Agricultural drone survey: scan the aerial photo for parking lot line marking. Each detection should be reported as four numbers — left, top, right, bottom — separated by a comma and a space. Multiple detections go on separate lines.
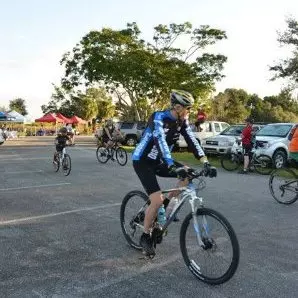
0, 203, 121, 225
3, 170, 44, 174
0, 157, 49, 162
0, 182, 71, 191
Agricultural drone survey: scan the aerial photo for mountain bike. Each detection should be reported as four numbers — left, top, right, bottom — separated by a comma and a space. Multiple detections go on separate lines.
221, 139, 273, 175
96, 140, 127, 166
120, 167, 240, 285
269, 167, 298, 204
53, 145, 71, 176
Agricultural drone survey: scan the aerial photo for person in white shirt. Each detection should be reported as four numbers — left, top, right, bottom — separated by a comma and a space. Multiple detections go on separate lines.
66, 123, 75, 145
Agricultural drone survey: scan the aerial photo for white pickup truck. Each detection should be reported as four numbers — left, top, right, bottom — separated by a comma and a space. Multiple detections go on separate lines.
176, 121, 230, 148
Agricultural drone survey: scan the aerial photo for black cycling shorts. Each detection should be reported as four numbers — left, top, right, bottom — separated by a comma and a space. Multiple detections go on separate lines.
243, 144, 253, 156
133, 160, 183, 196
56, 144, 66, 152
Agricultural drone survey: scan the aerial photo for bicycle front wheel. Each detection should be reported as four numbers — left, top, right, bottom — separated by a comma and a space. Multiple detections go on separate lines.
116, 147, 128, 166
120, 190, 149, 250
180, 208, 239, 285
53, 155, 60, 172
220, 153, 241, 171
62, 154, 71, 176
253, 154, 273, 175
96, 147, 109, 163
269, 168, 298, 204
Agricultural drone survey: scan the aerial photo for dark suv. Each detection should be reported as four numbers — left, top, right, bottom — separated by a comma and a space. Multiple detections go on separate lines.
118, 121, 146, 146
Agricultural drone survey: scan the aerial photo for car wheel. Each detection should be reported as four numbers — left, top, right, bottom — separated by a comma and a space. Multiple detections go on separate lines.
126, 137, 137, 147
272, 150, 287, 168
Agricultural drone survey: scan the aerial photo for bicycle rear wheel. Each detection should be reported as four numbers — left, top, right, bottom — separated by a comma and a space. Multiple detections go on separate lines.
180, 208, 239, 285
96, 147, 109, 163
120, 190, 149, 250
220, 153, 241, 171
62, 154, 71, 176
253, 154, 273, 175
116, 147, 128, 166
269, 168, 298, 204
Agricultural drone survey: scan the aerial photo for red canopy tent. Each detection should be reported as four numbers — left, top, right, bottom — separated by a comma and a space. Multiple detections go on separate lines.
70, 115, 87, 124
35, 113, 64, 135
56, 113, 72, 124
35, 113, 64, 123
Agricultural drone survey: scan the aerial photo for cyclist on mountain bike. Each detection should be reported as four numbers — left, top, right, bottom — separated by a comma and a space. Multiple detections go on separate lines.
132, 90, 212, 256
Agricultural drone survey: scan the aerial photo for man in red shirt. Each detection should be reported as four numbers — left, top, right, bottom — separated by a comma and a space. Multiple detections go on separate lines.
239, 117, 253, 174
195, 105, 207, 132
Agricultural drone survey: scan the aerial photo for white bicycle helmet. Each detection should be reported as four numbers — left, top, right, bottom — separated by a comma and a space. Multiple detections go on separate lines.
170, 90, 194, 107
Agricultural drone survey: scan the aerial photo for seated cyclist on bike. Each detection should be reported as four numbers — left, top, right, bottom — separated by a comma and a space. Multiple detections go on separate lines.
132, 89, 212, 256
239, 117, 254, 174
53, 127, 70, 163
102, 119, 117, 147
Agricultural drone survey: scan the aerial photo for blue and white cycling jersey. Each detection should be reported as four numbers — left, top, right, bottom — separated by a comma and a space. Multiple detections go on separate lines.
132, 110, 205, 166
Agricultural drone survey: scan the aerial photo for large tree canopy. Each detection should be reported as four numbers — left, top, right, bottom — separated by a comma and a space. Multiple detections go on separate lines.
60, 22, 227, 120
270, 18, 298, 87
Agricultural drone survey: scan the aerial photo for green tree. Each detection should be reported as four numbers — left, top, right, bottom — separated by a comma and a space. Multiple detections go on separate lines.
41, 84, 74, 116
84, 87, 115, 121
41, 85, 115, 121
60, 22, 227, 121
9, 98, 28, 115
270, 18, 298, 87
210, 89, 250, 123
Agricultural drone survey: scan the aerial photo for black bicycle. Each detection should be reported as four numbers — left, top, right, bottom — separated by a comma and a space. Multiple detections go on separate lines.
269, 167, 298, 204
221, 140, 273, 175
96, 141, 128, 166
120, 167, 240, 285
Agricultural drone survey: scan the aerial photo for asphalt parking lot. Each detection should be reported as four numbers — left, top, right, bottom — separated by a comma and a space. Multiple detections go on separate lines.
0, 136, 297, 298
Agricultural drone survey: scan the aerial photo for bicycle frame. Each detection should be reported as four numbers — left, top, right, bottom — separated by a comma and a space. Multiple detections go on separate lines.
161, 183, 206, 246
57, 147, 66, 162
106, 142, 121, 158
133, 181, 207, 247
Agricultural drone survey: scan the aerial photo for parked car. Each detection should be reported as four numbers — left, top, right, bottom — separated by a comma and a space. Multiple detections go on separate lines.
201, 124, 263, 155
118, 121, 147, 146
176, 121, 230, 149
255, 123, 296, 168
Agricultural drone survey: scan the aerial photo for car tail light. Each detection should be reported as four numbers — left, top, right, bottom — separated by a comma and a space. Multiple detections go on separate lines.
288, 126, 297, 141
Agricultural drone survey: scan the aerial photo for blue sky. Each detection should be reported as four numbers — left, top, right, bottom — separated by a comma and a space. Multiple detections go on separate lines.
0, 0, 297, 118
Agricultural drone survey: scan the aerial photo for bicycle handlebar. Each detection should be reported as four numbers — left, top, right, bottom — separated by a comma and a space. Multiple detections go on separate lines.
175, 166, 217, 180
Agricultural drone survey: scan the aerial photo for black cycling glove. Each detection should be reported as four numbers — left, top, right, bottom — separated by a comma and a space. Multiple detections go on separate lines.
168, 165, 188, 179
